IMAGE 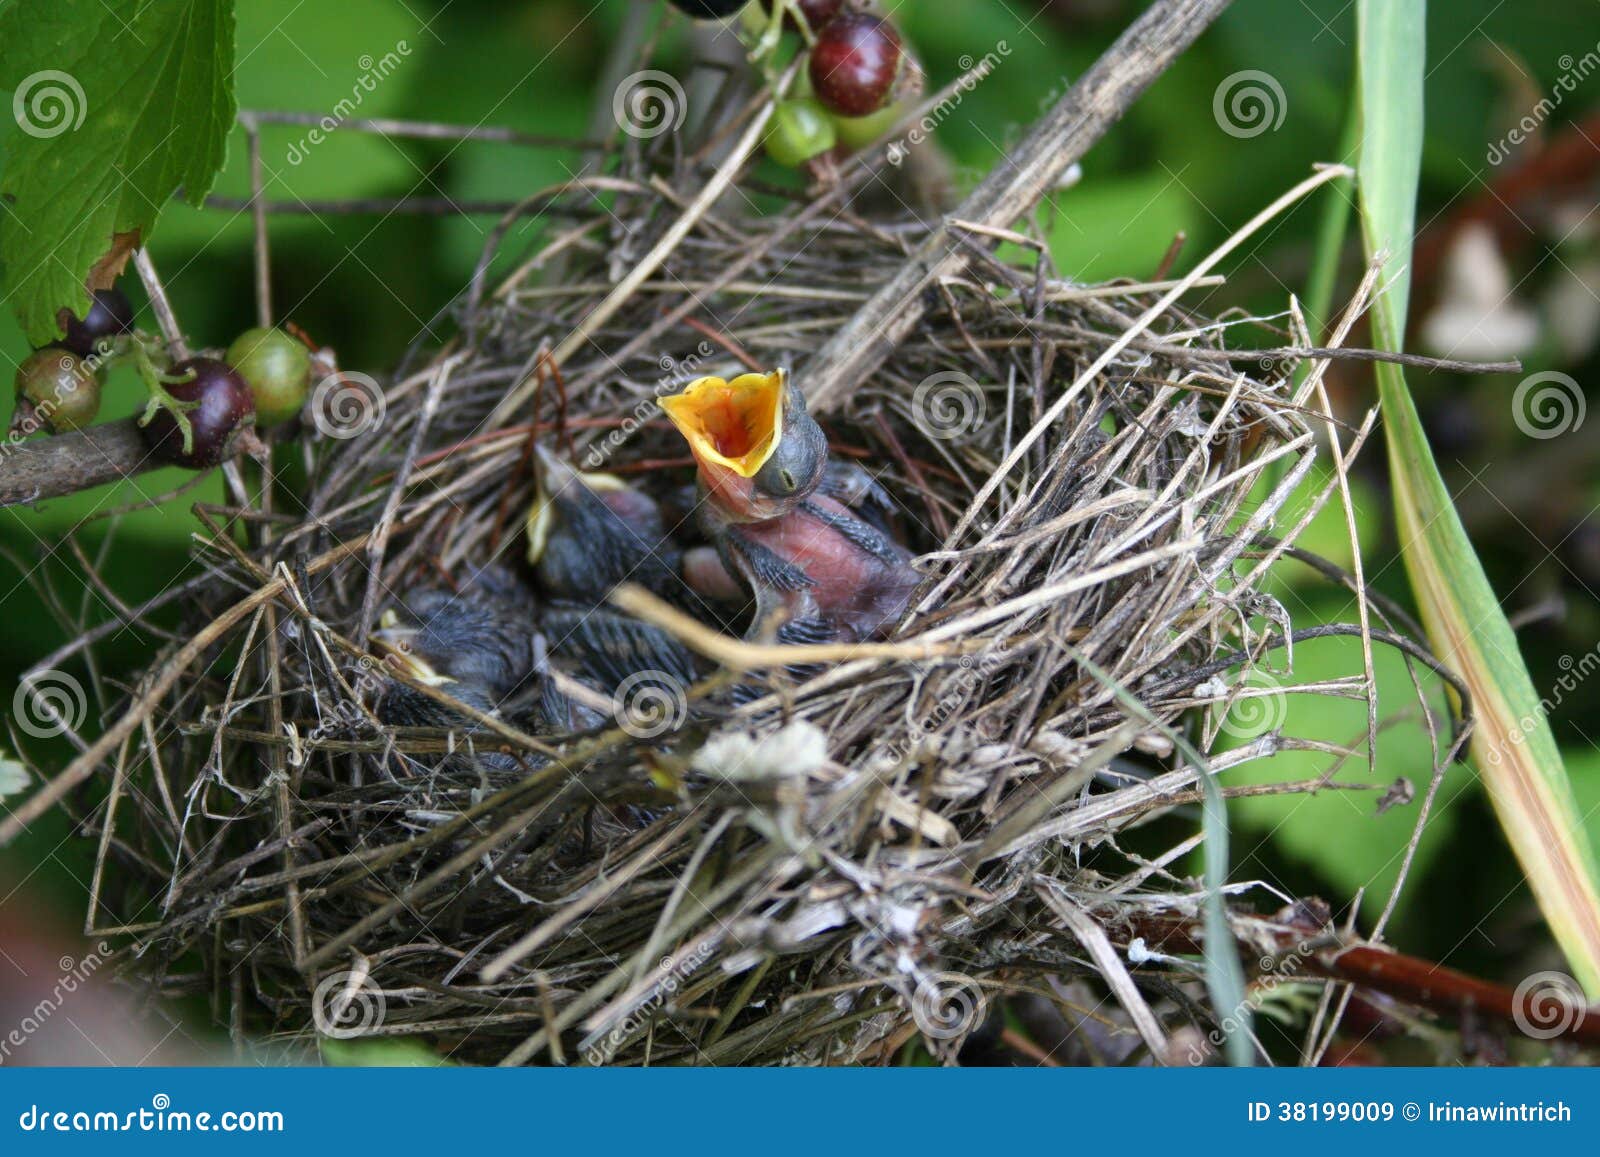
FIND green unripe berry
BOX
[764,98,837,168]
[14,348,101,433]
[831,101,901,151]
[225,327,311,426]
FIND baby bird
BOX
[372,575,543,704]
[660,369,919,647]
[524,444,700,702]
[526,445,681,601]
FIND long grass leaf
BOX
[1356,0,1600,995]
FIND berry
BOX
[762,0,843,33]
[226,326,311,426]
[667,0,748,17]
[808,13,902,117]
[831,101,901,150]
[56,288,135,360]
[764,98,837,167]
[13,349,100,433]
[139,357,256,468]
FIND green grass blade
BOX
[1356,0,1600,995]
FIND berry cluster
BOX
[766,5,911,169]
[10,274,319,470]
[666,0,912,170]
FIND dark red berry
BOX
[56,288,135,359]
[809,13,902,117]
[139,357,256,469]
[763,0,843,33]
[667,0,747,17]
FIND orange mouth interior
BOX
[659,371,785,478]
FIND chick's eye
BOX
[780,469,797,491]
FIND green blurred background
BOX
[2,0,1597,999]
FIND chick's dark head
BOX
[372,579,542,702]
[527,445,682,601]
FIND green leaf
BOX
[1357,0,1600,995]
[319,1037,453,1067]
[0,0,235,344]
[1226,625,1471,915]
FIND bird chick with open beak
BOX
[660,369,919,646]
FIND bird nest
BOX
[23,115,1460,1066]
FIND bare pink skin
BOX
[684,545,746,602]
[697,459,791,523]
[690,490,918,641]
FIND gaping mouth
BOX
[659,370,786,478]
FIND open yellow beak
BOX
[659,370,786,479]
